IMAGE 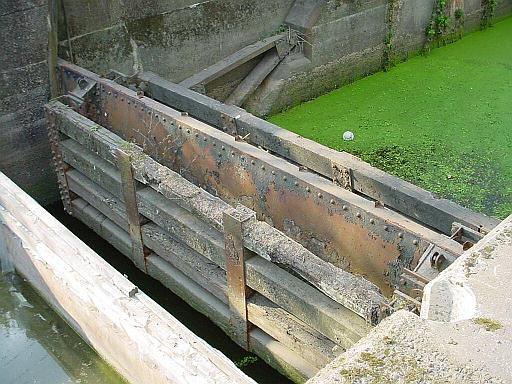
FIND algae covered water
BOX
[0,271,126,384]
[271,17,512,219]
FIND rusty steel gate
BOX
[45,60,499,382]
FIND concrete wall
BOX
[0,1,58,205]
[307,214,512,383]
[61,0,295,81]
[247,0,512,116]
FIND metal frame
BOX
[223,207,255,349]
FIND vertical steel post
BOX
[116,149,147,272]
[223,207,255,349]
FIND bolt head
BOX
[398,232,404,239]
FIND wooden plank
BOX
[71,199,318,383]
[0,173,255,384]
[246,256,370,348]
[247,295,338,369]
[66,170,341,368]
[137,71,499,236]
[59,137,371,347]
[179,33,286,90]
[225,50,281,106]
[142,223,228,304]
[49,101,387,322]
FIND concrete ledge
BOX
[307,214,512,383]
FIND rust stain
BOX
[265,186,400,294]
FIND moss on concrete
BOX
[474,317,503,332]
[270,16,512,219]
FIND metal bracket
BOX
[116,148,147,272]
[451,222,485,250]
[223,206,256,349]
[46,109,74,214]
[331,162,353,191]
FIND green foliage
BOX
[425,0,465,52]
[235,355,258,369]
[383,0,399,71]
[481,0,498,29]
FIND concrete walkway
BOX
[308,215,512,383]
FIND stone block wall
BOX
[0,1,58,205]
[61,0,295,81]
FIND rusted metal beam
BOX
[54,63,463,294]
[223,207,255,349]
[115,149,147,272]
[51,126,374,346]
[134,70,499,236]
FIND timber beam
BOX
[179,33,291,92]
[65,170,342,369]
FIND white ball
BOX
[343,131,354,141]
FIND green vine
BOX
[383,0,399,71]
[424,0,464,52]
[481,0,498,29]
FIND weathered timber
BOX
[246,256,370,347]
[179,33,287,91]
[48,100,387,323]
[55,62,465,292]
[70,199,317,383]
[59,138,371,346]
[0,173,254,384]
[142,223,228,303]
[135,70,499,236]
[225,50,281,106]
[66,169,339,367]
[247,295,339,369]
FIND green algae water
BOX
[270,17,512,219]
[0,272,126,384]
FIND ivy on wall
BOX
[383,0,402,71]
[424,0,465,52]
[481,0,498,29]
